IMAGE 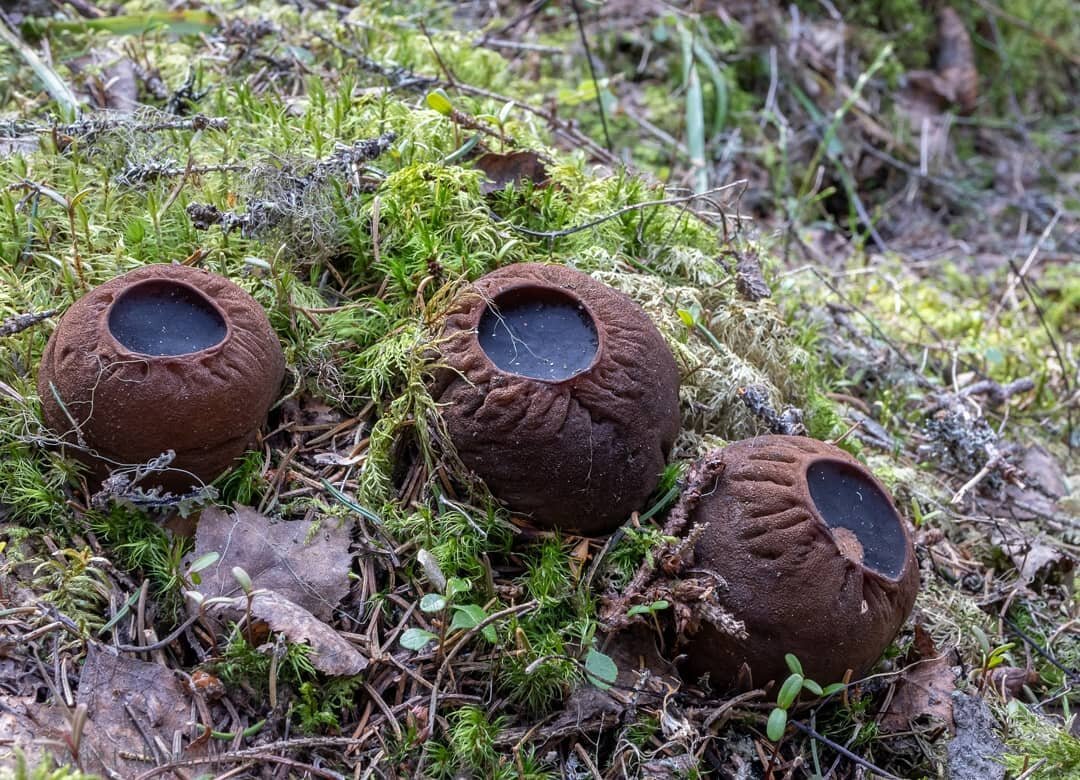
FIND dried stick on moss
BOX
[0,309,55,337]
[497,181,747,239]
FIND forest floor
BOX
[0,1,1076,778]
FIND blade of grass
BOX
[685,65,708,194]
[0,18,79,116]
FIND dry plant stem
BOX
[572,742,603,780]
[0,309,55,336]
[602,451,725,629]
[788,720,903,780]
[499,181,747,240]
[133,746,351,780]
[989,210,1060,326]
[950,445,1004,504]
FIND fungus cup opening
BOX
[107,279,228,357]
[806,459,909,579]
[477,286,599,381]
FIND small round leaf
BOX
[584,648,617,690]
[766,707,788,742]
[777,674,804,709]
[784,653,803,676]
[420,594,447,613]
[400,628,438,651]
[426,89,453,116]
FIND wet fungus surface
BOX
[677,435,919,688]
[108,280,228,356]
[434,263,681,535]
[476,286,599,381]
[38,264,285,492]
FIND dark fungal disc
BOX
[807,460,909,578]
[109,280,227,356]
[478,287,598,381]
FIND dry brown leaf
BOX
[936,7,978,113]
[905,8,978,114]
[474,150,550,195]
[186,505,353,622]
[734,250,771,301]
[73,645,205,777]
[0,695,69,768]
[66,48,139,112]
[213,590,368,676]
[881,624,957,734]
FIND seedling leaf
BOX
[785,653,803,676]
[777,673,803,709]
[767,707,788,741]
[584,648,617,690]
[426,89,453,116]
[450,604,497,642]
[420,594,446,613]
[400,628,437,651]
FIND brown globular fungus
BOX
[434,263,681,535]
[37,263,285,492]
[676,435,919,688]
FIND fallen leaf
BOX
[0,695,68,768]
[74,645,206,777]
[936,8,978,113]
[734,250,771,301]
[980,666,1038,701]
[474,150,550,195]
[185,505,353,622]
[905,8,978,114]
[211,590,368,676]
[991,523,1068,584]
[881,625,957,734]
[66,48,139,112]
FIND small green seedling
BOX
[584,646,618,690]
[400,576,498,652]
[626,599,669,618]
[767,654,846,741]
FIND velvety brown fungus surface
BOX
[435,263,681,535]
[679,435,919,688]
[37,264,285,491]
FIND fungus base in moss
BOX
[108,280,227,356]
[477,287,598,381]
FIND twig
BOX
[496,181,746,239]
[114,611,203,653]
[573,743,604,779]
[950,443,1010,505]
[989,210,1060,326]
[134,748,349,780]
[569,0,612,151]
[1001,617,1080,683]
[0,309,55,336]
[789,719,904,780]
[1007,256,1074,448]
[414,601,538,777]
[0,13,80,115]
[973,0,1080,67]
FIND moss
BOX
[1001,700,1080,778]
